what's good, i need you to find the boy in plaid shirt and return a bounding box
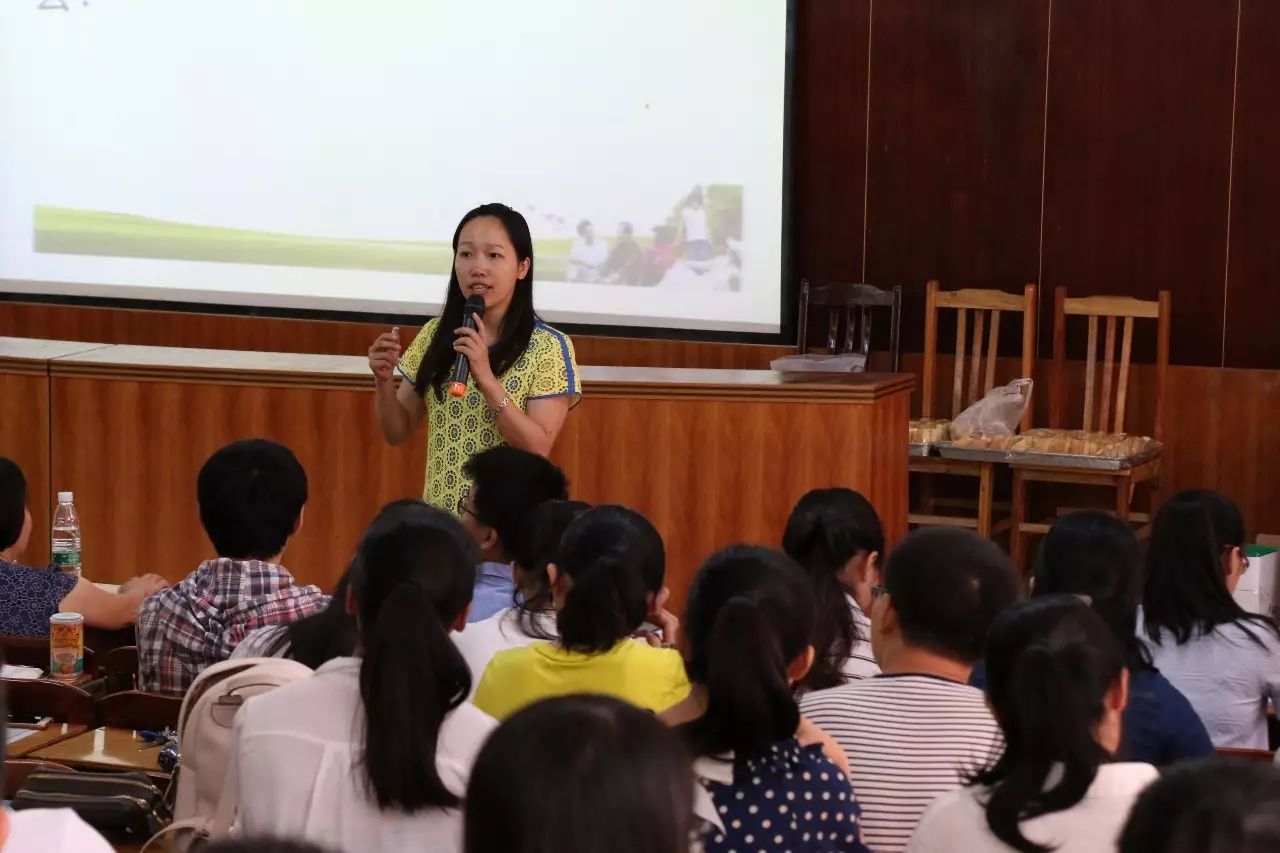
[138,439,328,695]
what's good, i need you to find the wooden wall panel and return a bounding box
[1223,0,1280,369]
[551,389,910,614]
[0,371,53,569]
[790,0,872,286]
[1040,0,1237,366]
[48,376,426,590]
[865,0,1049,355]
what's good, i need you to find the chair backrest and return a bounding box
[0,635,96,675]
[1214,746,1276,763]
[4,759,74,799]
[3,678,94,725]
[922,281,1038,430]
[174,657,313,821]
[97,690,182,731]
[1049,288,1171,441]
[99,645,139,693]
[797,279,903,370]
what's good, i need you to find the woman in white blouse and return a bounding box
[234,500,496,853]
[910,597,1158,853]
[1139,490,1280,748]
[782,488,883,690]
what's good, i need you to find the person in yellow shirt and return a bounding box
[473,506,690,720]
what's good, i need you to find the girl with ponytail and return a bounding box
[910,596,1158,853]
[1139,490,1280,748]
[234,500,496,853]
[472,505,690,719]
[783,488,884,690]
[661,546,868,853]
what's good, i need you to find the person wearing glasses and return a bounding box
[800,528,1020,853]
[1139,490,1280,748]
[455,447,569,623]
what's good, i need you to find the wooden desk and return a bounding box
[28,726,169,779]
[6,723,88,758]
[3,337,915,609]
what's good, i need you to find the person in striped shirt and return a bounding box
[800,528,1019,853]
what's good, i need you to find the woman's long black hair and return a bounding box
[554,505,664,654]
[255,568,359,669]
[1032,510,1151,671]
[973,596,1127,853]
[350,499,478,812]
[510,499,591,640]
[679,546,815,759]
[782,488,883,691]
[1142,490,1277,649]
[414,203,539,401]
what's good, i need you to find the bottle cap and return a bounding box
[57,491,73,503]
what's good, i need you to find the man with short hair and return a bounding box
[800,527,1020,853]
[137,439,328,695]
[458,446,568,622]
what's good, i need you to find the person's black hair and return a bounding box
[197,439,307,560]
[973,596,1128,853]
[679,546,814,759]
[1119,758,1280,853]
[576,219,592,236]
[883,527,1020,663]
[349,499,478,812]
[462,446,568,558]
[1142,490,1278,648]
[1033,510,1151,671]
[0,457,27,552]
[464,694,694,853]
[205,841,337,853]
[414,203,538,401]
[619,221,634,237]
[554,505,664,654]
[257,568,358,669]
[782,488,884,691]
[511,499,591,641]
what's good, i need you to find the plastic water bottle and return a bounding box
[51,491,82,577]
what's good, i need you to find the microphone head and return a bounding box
[463,294,486,317]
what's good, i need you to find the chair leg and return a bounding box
[1116,476,1133,522]
[977,464,994,539]
[1010,470,1027,571]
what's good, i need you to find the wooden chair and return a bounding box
[797,279,903,371]
[1214,747,1276,763]
[1,634,96,675]
[96,690,182,731]
[910,281,1038,537]
[4,759,74,799]
[1008,288,1171,569]
[98,645,139,693]
[3,678,95,725]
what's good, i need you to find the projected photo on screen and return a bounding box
[0,0,786,335]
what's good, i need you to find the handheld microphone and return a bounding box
[449,295,487,398]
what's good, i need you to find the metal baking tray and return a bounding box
[937,442,1162,471]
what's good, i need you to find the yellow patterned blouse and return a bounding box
[397,318,581,512]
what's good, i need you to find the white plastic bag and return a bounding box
[949,378,1034,439]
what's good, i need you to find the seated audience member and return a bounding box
[473,505,690,719]
[458,446,569,622]
[465,694,694,853]
[231,568,358,667]
[800,527,1018,853]
[1022,511,1211,764]
[0,457,168,636]
[0,654,114,852]
[235,500,495,853]
[783,487,884,689]
[662,545,869,853]
[137,439,328,695]
[1119,758,1280,853]
[911,596,1159,852]
[454,500,590,688]
[1139,490,1280,748]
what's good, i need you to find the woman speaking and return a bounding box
[368,203,581,512]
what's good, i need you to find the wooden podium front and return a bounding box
[0,338,912,607]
